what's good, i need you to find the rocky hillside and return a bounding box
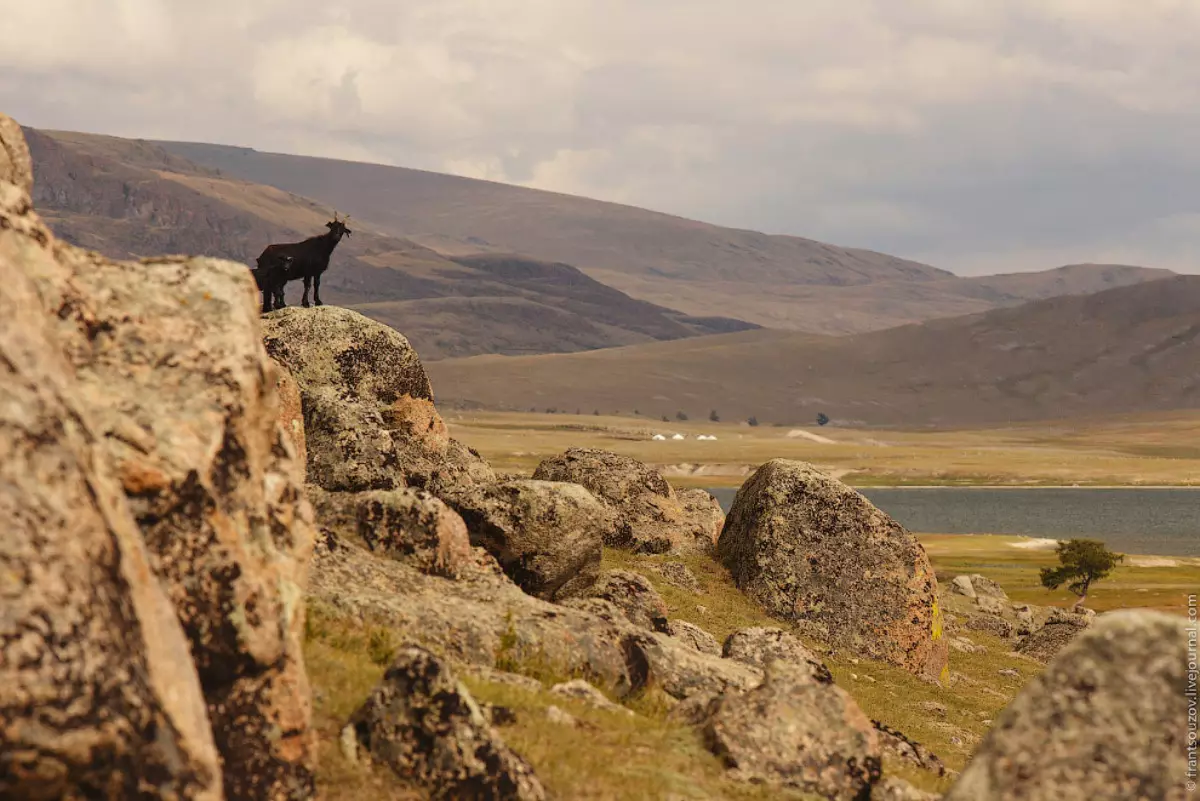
[155,138,1174,334]
[4,115,1186,801]
[24,127,757,360]
[427,274,1200,427]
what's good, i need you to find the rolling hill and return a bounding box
[24,128,757,359]
[425,276,1200,427]
[154,139,1174,333]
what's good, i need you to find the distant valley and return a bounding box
[22,123,1188,428]
[426,276,1200,427]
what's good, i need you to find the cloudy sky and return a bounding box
[3,0,1199,275]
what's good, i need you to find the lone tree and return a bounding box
[748,415,759,427]
[709,409,720,423]
[816,412,830,427]
[676,410,689,421]
[1039,539,1124,608]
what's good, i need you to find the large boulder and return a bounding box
[262,306,494,497]
[2,114,316,799]
[946,610,1190,801]
[717,459,948,680]
[532,447,709,553]
[1015,608,1093,663]
[584,570,671,632]
[722,627,832,682]
[451,479,608,600]
[702,661,882,799]
[307,486,474,578]
[0,202,223,800]
[344,645,546,800]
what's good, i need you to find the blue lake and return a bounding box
[705,486,1200,557]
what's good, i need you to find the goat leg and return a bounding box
[301,276,312,308]
[313,274,323,306]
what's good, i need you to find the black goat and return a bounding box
[254,213,353,312]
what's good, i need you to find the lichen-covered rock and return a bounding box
[532,447,702,553]
[1014,609,1092,663]
[550,680,633,716]
[966,574,1008,600]
[345,645,546,801]
[974,595,1007,616]
[4,119,316,800]
[309,533,761,705]
[873,722,950,778]
[633,632,764,701]
[949,575,976,597]
[874,777,944,801]
[586,570,671,632]
[651,561,703,593]
[945,611,1189,801]
[557,596,632,626]
[0,111,33,193]
[274,358,307,476]
[722,627,832,682]
[0,211,223,800]
[307,486,473,578]
[1013,604,1035,633]
[718,459,948,680]
[966,614,1014,639]
[703,661,881,799]
[262,306,494,497]
[676,487,726,553]
[451,479,608,600]
[668,620,722,655]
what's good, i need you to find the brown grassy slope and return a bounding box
[25,128,755,359]
[427,275,1200,427]
[153,139,1173,333]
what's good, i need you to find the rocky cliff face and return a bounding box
[1,112,316,800]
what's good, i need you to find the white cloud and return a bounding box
[2,0,1199,274]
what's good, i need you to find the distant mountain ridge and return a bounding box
[24,128,758,359]
[154,139,1175,333]
[425,275,1200,427]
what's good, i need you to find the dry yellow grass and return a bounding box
[303,532,1198,799]
[444,409,1200,487]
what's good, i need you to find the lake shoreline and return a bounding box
[705,485,1200,557]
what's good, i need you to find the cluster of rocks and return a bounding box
[3,113,1188,801]
[946,572,1096,662]
[256,290,948,798]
